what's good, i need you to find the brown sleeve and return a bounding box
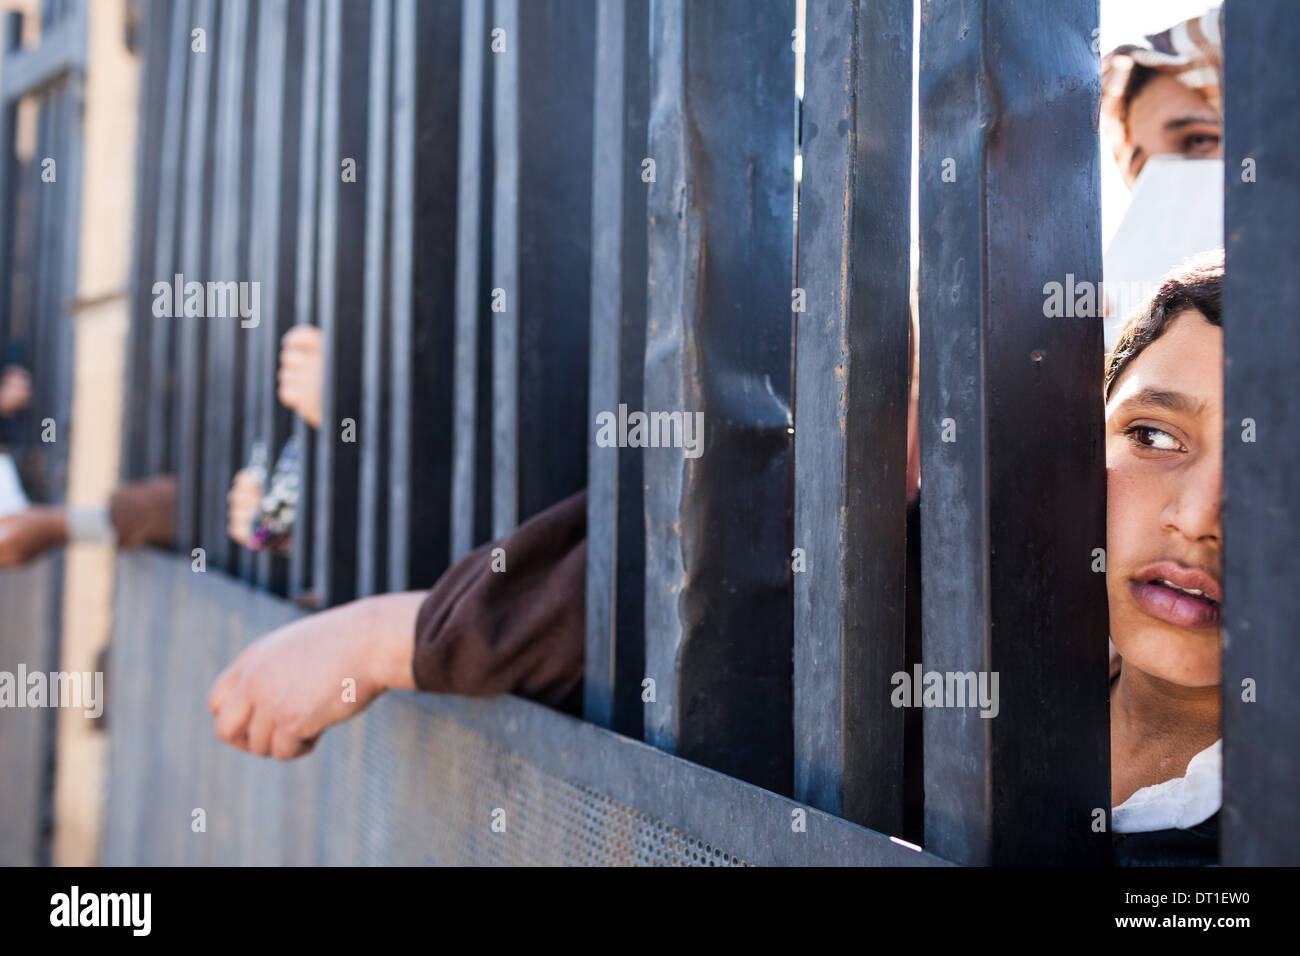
[413,488,586,712]
[108,474,178,549]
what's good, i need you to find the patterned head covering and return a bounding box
[1100,6,1224,168]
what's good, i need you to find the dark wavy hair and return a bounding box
[1104,248,1224,402]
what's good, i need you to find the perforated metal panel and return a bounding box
[0,556,62,866]
[103,553,747,866]
[102,552,941,867]
[345,700,746,866]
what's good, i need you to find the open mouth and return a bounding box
[1129,575,1222,630]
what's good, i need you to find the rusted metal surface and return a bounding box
[643,0,796,794]
[793,0,913,834]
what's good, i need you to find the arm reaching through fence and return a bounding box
[0,506,68,565]
[206,591,423,760]
[411,488,586,712]
[0,473,177,567]
[207,488,588,760]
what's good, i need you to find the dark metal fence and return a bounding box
[89,0,1300,865]
[0,0,86,866]
[0,0,84,504]
[1220,0,1300,868]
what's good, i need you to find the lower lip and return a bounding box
[1129,580,1221,630]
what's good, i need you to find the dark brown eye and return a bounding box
[1183,132,1221,154]
[1125,424,1181,452]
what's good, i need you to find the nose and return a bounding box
[1161,450,1222,544]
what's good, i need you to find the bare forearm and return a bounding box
[329,591,424,692]
[33,506,69,547]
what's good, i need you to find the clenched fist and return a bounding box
[207,592,421,760]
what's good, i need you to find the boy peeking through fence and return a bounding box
[1104,250,1224,865]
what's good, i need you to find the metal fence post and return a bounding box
[1221,0,1300,867]
[643,0,797,794]
[489,0,594,540]
[288,0,323,602]
[386,0,459,592]
[450,0,488,563]
[584,0,648,737]
[356,0,392,599]
[918,0,1110,865]
[312,0,370,607]
[793,0,913,833]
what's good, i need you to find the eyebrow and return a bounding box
[1112,387,1208,418]
[1163,114,1221,133]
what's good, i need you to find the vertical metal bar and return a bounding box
[309,0,340,606]
[493,0,595,539]
[313,0,369,607]
[248,0,290,589]
[449,0,485,562]
[489,0,519,539]
[234,2,261,586]
[51,4,84,503]
[120,0,160,482]
[1222,0,1300,867]
[356,0,391,598]
[584,0,647,737]
[37,83,62,498]
[26,89,47,486]
[643,0,796,793]
[918,0,1109,865]
[313,0,344,604]
[289,0,322,601]
[0,12,30,468]
[386,0,413,591]
[264,0,304,596]
[202,0,248,575]
[792,0,912,833]
[175,0,215,554]
[143,0,190,478]
[0,11,25,378]
[387,0,458,592]
[32,86,58,497]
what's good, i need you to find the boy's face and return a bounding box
[1105,311,1223,686]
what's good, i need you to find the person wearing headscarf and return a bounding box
[1101,6,1224,189]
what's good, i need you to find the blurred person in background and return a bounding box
[1101,5,1223,189]
[0,324,326,568]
